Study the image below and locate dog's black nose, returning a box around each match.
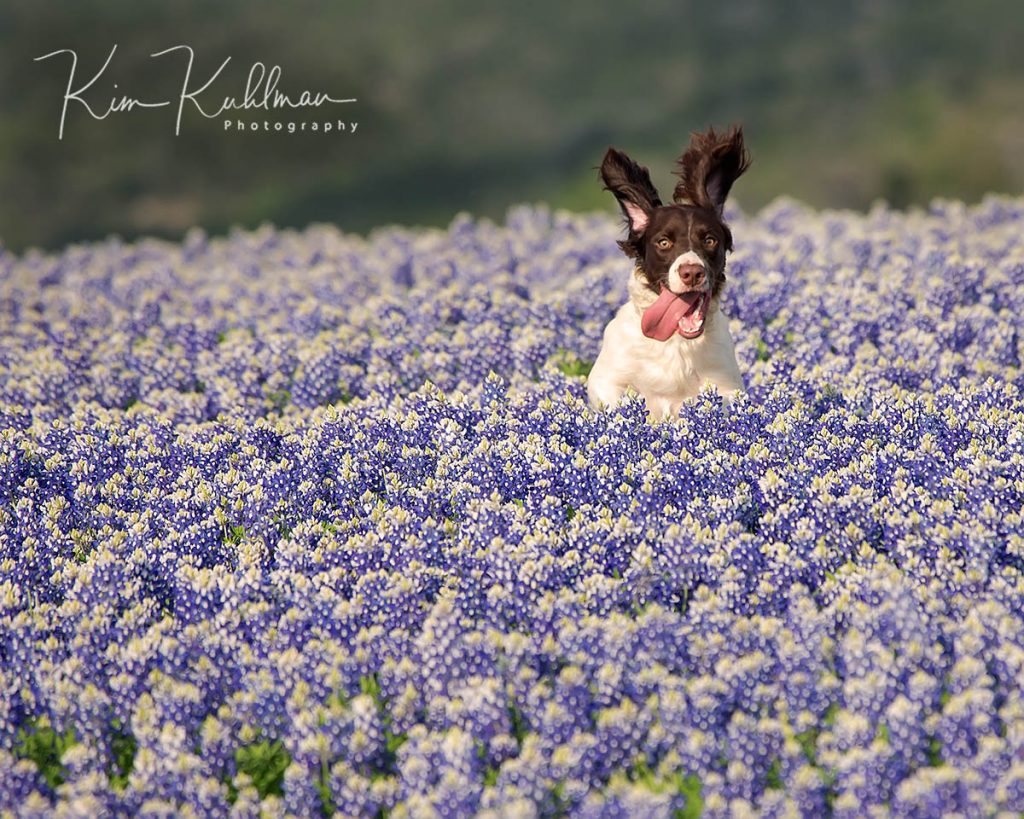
[678,263,704,287]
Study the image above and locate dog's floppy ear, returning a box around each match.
[673,125,750,215]
[600,148,662,244]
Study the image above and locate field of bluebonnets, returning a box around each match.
[1,195,1024,817]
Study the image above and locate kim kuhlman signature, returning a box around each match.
[35,45,358,139]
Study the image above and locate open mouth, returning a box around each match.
[641,287,711,341]
[674,289,710,338]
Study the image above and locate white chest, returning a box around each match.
[588,299,744,418]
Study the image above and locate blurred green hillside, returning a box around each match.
[4,0,1023,251]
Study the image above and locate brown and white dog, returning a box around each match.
[587,126,750,419]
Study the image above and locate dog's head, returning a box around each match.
[600,126,750,337]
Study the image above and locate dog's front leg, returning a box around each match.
[703,369,744,406]
[586,355,627,410]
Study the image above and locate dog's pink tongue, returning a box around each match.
[641,289,704,341]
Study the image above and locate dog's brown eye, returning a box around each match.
[703,235,718,250]
[656,237,672,250]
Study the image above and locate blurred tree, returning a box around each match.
[3,0,1023,250]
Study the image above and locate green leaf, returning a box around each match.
[226,524,247,545]
[558,358,592,378]
[674,773,703,819]
[271,514,293,539]
[109,723,137,792]
[15,721,77,790]
[316,751,334,816]
[508,699,527,745]
[550,779,568,812]
[360,673,382,702]
[267,389,291,411]
[795,727,819,764]
[235,739,291,800]
[550,348,593,378]
[756,338,771,362]
[385,730,408,754]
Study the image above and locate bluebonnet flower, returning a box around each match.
[2,196,1024,812]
